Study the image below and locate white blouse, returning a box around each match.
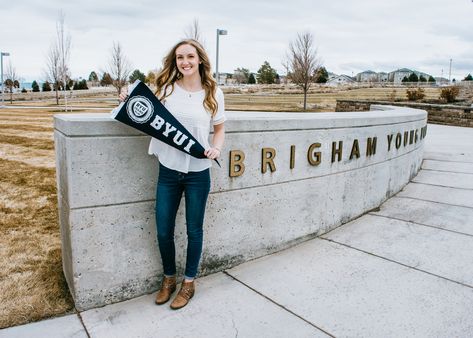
[148,83,226,173]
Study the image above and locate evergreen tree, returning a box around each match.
[73,79,89,90]
[248,73,256,84]
[402,76,409,83]
[32,80,40,92]
[428,75,436,83]
[129,69,146,83]
[464,73,473,81]
[314,66,328,83]
[256,61,278,84]
[408,72,419,82]
[42,81,52,91]
[80,79,88,90]
[419,75,427,82]
[88,71,99,82]
[100,72,113,86]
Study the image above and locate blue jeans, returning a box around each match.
[155,163,210,279]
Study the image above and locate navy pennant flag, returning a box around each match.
[111,80,220,167]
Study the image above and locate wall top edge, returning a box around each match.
[54,105,427,136]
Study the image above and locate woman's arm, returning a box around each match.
[204,122,225,160]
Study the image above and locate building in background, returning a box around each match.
[356,70,378,82]
[327,74,356,86]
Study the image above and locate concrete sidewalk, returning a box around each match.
[2,124,473,338]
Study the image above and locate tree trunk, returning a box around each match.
[303,89,307,111]
[63,81,68,112]
[55,88,59,105]
[10,89,13,104]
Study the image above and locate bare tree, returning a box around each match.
[184,18,205,45]
[145,69,158,86]
[56,11,72,111]
[4,61,19,103]
[107,41,131,96]
[286,32,320,110]
[44,11,71,107]
[281,59,290,85]
[45,42,61,105]
[233,67,250,84]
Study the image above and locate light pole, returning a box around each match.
[449,58,452,84]
[215,29,227,85]
[1,51,10,108]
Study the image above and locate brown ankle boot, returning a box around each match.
[170,280,195,310]
[155,276,177,305]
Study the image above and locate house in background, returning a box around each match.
[435,77,449,85]
[216,73,237,85]
[388,68,433,83]
[378,72,389,82]
[417,71,432,81]
[388,68,414,83]
[327,74,356,86]
[327,72,338,81]
[356,70,378,82]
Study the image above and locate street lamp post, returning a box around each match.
[1,51,10,108]
[448,58,452,84]
[215,29,227,86]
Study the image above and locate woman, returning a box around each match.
[120,39,225,310]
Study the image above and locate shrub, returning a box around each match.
[73,79,88,90]
[21,88,27,93]
[32,80,40,92]
[439,86,460,103]
[408,73,419,82]
[406,87,425,101]
[42,81,52,92]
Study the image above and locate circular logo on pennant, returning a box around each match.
[126,96,154,123]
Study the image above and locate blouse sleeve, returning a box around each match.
[212,88,226,126]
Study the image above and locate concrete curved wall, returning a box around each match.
[54,105,427,310]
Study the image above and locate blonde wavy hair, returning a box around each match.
[155,39,218,117]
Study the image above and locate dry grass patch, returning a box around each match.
[0,134,54,151]
[0,124,53,133]
[0,129,54,140]
[0,117,54,124]
[0,158,74,329]
[225,87,442,112]
[0,143,55,168]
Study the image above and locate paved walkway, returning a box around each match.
[2,123,473,338]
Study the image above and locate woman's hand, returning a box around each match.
[118,88,128,102]
[204,147,221,160]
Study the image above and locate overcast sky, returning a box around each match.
[2,0,473,82]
